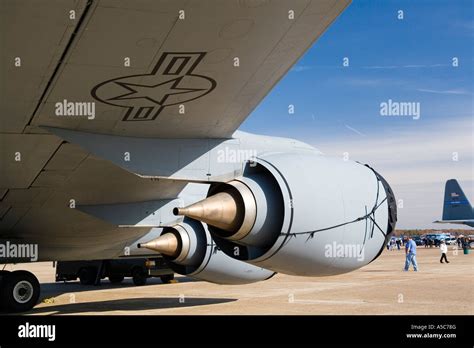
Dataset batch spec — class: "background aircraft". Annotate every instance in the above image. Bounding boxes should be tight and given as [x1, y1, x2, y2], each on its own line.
[434, 179, 474, 228]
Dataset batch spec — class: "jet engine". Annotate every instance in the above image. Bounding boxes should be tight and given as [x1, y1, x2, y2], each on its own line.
[138, 218, 275, 284]
[174, 152, 397, 276]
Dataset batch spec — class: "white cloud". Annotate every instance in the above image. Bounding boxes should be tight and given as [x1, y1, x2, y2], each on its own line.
[311, 117, 474, 229]
[344, 124, 365, 136]
[345, 78, 385, 86]
[362, 64, 450, 69]
[290, 65, 313, 73]
[416, 88, 472, 95]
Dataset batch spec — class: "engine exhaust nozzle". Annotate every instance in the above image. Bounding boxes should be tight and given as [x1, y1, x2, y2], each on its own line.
[173, 181, 257, 241]
[138, 233, 180, 257]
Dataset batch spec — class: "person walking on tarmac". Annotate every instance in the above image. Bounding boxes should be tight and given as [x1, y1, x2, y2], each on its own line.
[440, 240, 450, 264]
[404, 236, 418, 271]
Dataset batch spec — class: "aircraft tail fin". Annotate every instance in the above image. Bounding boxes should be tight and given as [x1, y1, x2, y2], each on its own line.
[442, 179, 474, 221]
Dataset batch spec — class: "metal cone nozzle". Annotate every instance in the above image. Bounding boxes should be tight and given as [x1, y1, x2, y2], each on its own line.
[173, 181, 257, 241]
[173, 191, 243, 232]
[138, 233, 180, 257]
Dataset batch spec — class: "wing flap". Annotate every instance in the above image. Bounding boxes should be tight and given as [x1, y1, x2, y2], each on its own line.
[0, 0, 89, 133]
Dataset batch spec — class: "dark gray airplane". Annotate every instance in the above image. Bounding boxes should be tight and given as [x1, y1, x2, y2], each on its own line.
[434, 179, 474, 228]
[0, 0, 396, 312]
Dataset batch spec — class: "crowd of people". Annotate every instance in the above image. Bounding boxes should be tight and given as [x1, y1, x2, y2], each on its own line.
[387, 235, 470, 250]
[386, 237, 404, 251]
[385, 235, 472, 272]
[402, 236, 451, 271]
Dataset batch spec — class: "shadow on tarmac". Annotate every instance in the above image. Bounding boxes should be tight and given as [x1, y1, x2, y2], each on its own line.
[25, 297, 237, 314]
[38, 275, 196, 297]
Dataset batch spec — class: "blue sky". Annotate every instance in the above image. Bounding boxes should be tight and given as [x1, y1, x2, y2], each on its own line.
[241, 0, 473, 229]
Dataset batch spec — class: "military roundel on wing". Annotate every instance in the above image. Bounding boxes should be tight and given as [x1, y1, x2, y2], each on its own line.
[91, 52, 216, 121]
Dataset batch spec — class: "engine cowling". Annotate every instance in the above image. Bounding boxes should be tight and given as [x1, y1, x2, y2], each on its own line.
[138, 218, 275, 284]
[175, 153, 397, 276]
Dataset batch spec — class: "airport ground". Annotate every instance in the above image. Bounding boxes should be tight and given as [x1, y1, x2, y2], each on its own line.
[2, 247, 473, 315]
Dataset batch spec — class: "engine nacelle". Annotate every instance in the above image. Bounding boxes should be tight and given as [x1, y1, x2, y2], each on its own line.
[177, 153, 396, 276]
[138, 218, 275, 284]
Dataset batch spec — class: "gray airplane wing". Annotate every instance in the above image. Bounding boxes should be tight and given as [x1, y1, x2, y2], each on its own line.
[433, 220, 474, 227]
[0, 0, 350, 260]
[4, 0, 350, 138]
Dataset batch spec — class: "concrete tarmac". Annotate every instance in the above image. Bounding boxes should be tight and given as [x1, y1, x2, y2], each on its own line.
[2, 247, 473, 315]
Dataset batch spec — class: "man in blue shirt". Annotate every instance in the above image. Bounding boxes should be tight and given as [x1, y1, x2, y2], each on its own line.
[404, 236, 418, 271]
